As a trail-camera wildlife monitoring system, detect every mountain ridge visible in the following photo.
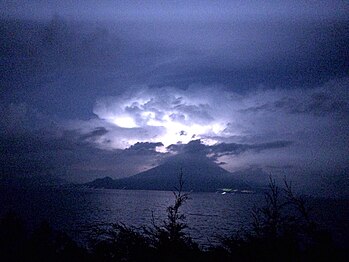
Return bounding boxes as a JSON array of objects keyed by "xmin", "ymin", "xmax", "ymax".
[{"xmin": 87, "ymin": 154, "xmax": 256, "ymax": 192}]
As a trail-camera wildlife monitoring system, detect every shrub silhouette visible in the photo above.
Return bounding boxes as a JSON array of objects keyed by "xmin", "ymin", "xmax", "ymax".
[
  {"xmin": 0, "ymin": 175, "xmax": 347, "ymax": 261},
  {"xmin": 91, "ymin": 223, "xmax": 153, "ymax": 262},
  {"xmin": 91, "ymin": 169, "xmax": 200, "ymax": 262},
  {"xmin": 217, "ymin": 177, "xmax": 348, "ymax": 261},
  {"xmin": 28, "ymin": 221, "xmax": 87, "ymax": 262},
  {"xmin": 0, "ymin": 211, "xmax": 28, "ymax": 262},
  {"xmin": 0, "ymin": 212, "xmax": 88, "ymax": 262},
  {"xmin": 144, "ymin": 169, "xmax": 200, "ymax": 261}
]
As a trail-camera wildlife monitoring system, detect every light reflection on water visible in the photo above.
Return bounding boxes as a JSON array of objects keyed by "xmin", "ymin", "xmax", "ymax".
[{"xmin": 0, "ymin": 187, "xmax": 348, "ymax": 247}]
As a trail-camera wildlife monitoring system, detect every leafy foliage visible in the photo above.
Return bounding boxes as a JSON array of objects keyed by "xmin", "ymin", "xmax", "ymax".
[
  {"xmin": 144, "ymin": 169, "xmax": 200, "ymax": 261},
  {"xmin": 218, "ymin": 177, "xmax": 347, "ymax": 261},
  {"xmin": 0, "ymin": 212, "xmax": 88, "ymax": 262},
  {"xmin": 0, "ymin": 175, "xmax": 347, "ymax": 261}
]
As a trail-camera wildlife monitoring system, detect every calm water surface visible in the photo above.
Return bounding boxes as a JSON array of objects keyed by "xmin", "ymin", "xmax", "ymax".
[{"xmin": 0, "ymin": 186, "xmax": 348, "ymax": 247}]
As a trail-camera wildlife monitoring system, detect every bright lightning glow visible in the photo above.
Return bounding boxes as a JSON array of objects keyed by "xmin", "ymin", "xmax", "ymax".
[
  {"xmin": 149, "ymin": 119, "xmax": 225, "ymax": 147},
  {"xmin": 102, "ymin": 97, "xmax": 227, "ymax": 149},
  {"xmin": 111, "ymin": 116, "xmax": 138, "ymax": 128}
]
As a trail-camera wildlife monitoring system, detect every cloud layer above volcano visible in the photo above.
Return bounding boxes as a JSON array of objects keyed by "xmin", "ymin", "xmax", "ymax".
[{"xmin": 0, "ymin": 1, "xmax": 348, "ymax": 196}]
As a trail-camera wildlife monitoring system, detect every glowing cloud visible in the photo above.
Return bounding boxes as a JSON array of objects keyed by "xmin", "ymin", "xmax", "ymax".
[
  {"xmin": 93, "ymin": 87, "xmax": 228, "ymax": 148},
  {"xmin": 111, "ymin": 116, "xmax": 138, "ymax": 128}
]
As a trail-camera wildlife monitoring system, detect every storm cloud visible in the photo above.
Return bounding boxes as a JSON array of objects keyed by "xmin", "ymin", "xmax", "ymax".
[
  {"xmin": 0, "ymin": 1, "xmax": 348, "ymax": 195},
  {"xmin": 168, "ymin": 139, "xmax": 292, "ymax": 155}
]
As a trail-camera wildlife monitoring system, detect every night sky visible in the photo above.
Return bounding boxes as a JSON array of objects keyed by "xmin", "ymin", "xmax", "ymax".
[{"xmin": 0, "ymin": 1, "xmax": 348, "ymax": 196}]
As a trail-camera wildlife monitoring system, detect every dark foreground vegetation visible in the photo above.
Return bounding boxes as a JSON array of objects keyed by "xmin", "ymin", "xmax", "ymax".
[{"xmin": 1, "ymin": 177, "xmax": 347, "ymax": 262}]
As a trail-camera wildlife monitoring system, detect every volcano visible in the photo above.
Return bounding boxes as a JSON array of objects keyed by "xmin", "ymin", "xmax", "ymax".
[{"xmin": 88, "ymin": 154, "xmax": 250, "ymax": 192}]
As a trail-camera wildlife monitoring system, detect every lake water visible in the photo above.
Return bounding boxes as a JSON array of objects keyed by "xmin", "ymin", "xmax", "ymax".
[{"xmin": 0, "ymin": 186, "xmax": 348, "ymax": 248}]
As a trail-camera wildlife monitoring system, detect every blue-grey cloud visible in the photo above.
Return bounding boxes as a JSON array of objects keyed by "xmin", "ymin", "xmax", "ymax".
[
  {"xmin": 1, "ymin": 5, "xmax": 348, "ymax": 120},
  {"xmin": 168, "ymin": 139, "xmax": 292, "ymax": 158},
  {"xmin": 0, "ymin": 2, "xmax": 348, "ymax": 196},
  {"xmin": 79, "ymin": 127, "xmax": 109, "ymax": 141},
  {"xmin": 241, "ymin": 84, "xmax": 349, "ymax": 118},
  {"xmin": 125, "ymin": 142, "xmax": 164, "ymax": 154},
  {"xmin": 0, "ymin": 129, "xmax": 165, "ymax": 182}
]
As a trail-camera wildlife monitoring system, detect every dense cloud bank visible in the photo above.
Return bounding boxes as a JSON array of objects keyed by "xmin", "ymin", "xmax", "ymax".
[
  {"xmin": 0, "ymin": 2, "xmax": 348, "ymax": 196},
  {"xmin": 0, "ymin": 79, "xmax": 348, "ymax": 197}
]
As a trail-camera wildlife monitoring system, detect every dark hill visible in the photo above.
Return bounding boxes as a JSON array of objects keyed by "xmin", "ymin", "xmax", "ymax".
[{"xmin": 87, "ymin": 154, "xmax": 250, "ymax": 192}]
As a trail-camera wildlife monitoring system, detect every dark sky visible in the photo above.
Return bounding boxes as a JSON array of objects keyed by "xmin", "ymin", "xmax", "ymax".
[{"xmin": 0, "ymin": 1, "xmax": 348, "ymax": 196}]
